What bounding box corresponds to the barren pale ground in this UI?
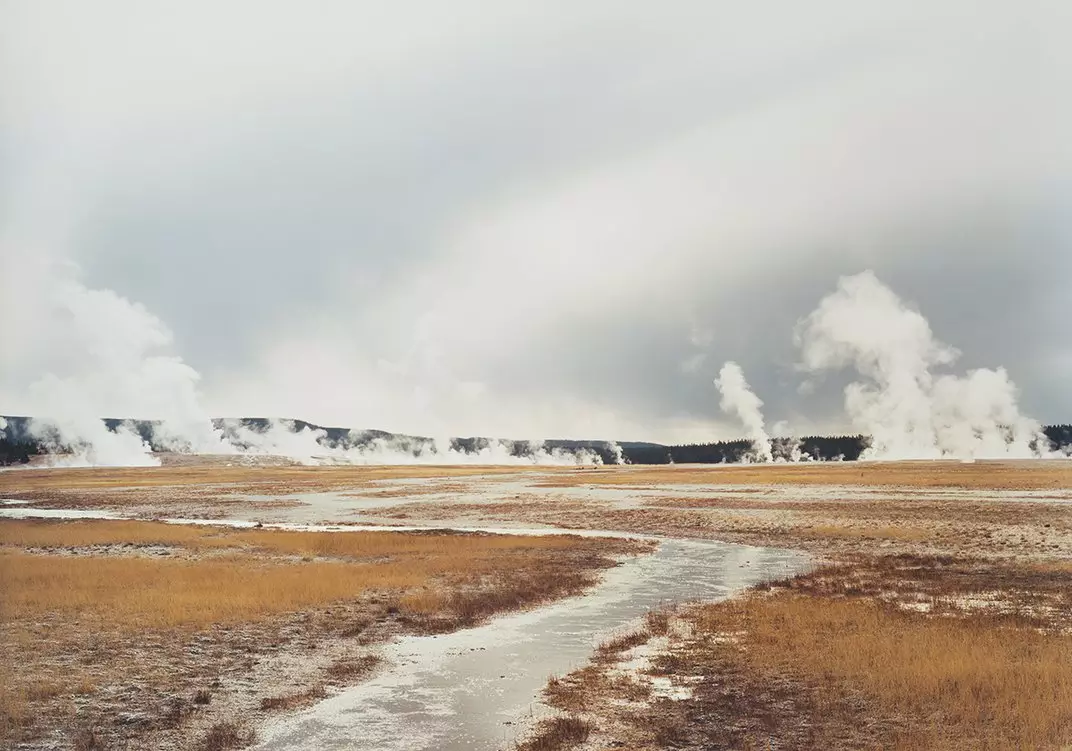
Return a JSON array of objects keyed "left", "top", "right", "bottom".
[{"left": 2, "top": 459, "right": 1071, "bottom": 750}]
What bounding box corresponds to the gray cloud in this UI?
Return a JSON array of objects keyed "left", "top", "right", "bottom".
[{"left": 2, "top": 1, "right": 1070, "bottom": 443}]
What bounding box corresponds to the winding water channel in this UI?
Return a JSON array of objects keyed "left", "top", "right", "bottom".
[
  {"left": 256, "top": 535, "right": 808, "bottom": 751},
  {"left": 2, "top": 503, "right": 809, "bottom": 750}
]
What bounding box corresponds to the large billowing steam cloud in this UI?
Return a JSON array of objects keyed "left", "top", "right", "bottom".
[
  {"left": 714, "top": 362, "right": 773, "bottom": 463},
  {"left": 13, "top": 269, "right": 229, "bottom": 466},
  {"left": 795, "top": 271, "right": 1049, "bottom": 460},
  {"left": 1, "top": 260, "right": 1059, "bottom": 466},
  {"left": 4, "top": 263, "right": 611, "bottom": 467}
]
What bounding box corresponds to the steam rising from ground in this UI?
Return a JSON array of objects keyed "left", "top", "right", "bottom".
[
  {"left": 714, "top": 362, "right": 773, "bottom": 463},
  {"left": 2, "top": 262, "right": 1060, "bottom": 466},
  {"left": 795, "top": 271, "right": 1049, "bottom": 460},
  {"left": 220, "top": 420, "right": 608, "bottom": 467},
  {"left": 4, "top": 265, "right": 611, "bottom": 467},
  {"left": 711, "top": 271, "right": 1057, "bottom": 463}
]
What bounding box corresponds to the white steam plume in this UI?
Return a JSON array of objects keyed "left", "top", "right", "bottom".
[
  {"left": 795, "top": 271, "right": 1049, "bottom": 460},
  {"left": 4, "top": 262, "right": 604, "bottom": 467},
  {"left": 220, "top": 420, "right": 606, "bottom": 466},
  {"left": 714, "top": 361, "right": 773, "bottom": 463},
  {"left": 11, "top": 268, "right": 234, "bottom": 466},
  {"left": 28, "top": 412, "right": 157, "bottom": 468}
]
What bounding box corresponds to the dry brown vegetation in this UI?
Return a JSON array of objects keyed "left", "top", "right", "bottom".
[
  {"left": 0, "top": 518, "right": 649, "bottom": 750},
  {"left": 4, "top": 551, "right": 455, "bottom": 629},
  {"left": 804, "top": 523, "right": 935, "bottom": 542},
  {"left": 531, "top": 459, "right": 1072, "bottom": 490},
  {"left": 5, "top": 460, "right": 1071, "bottom": 750},
  {"left": 0, "top": 463, "right": 524, "bottom": 493},
  {"left": 7, "top": 461, "right": 1070, "bottom": 523},
  {"left": 0, "top": 518, "right": 235, "bottom": 548},
  {"left": 542, "top": 557, "right": 1072, "bottom": 750},
  {"left": 691, "top": 594, "right": 1072, "bottom": 749},
  {"left": 258, "top": 686, "right": 327, "bottom": 712},
  {"left": 7, "top": 458, "right": 1070, "bottom": 495},
  {"left": 515, "top": 715, "right": 592, "bottom": 751},
  {"left": 199, "top": 720, "right": 255, "bottom": 751},
  {"left": 392, "top": 478, "right": 1072, "bottom": 561},
  {"left": 0, "top": 462, "right": 530, "bottom": 516},
  {"left": 1, "top": 522, "right": 613, "bottom": 631}
]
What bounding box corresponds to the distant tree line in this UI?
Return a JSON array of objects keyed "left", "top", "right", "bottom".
[
  {"left": 1, "top": 416, "right": 1070, "bottom": 466},
  {"left": 1045, "top": 424, "right": 1072, "bottom": 451},
  {"left": 0, "top": 436, "right": 39, "bottom": 465},
  {"left": 620, "top": 434, "right": 869, "bottom": 464}
]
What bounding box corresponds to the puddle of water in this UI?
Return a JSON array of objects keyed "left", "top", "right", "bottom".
[
  {"left": 0, "top": 505, "right": 649, "bottom": 540},
  {"left": 235, "top": 491, "right": 418, "bottom": 513},
  {"left": 256, "top": 538, "right": 809, "bottom": 751},
  {"left": 0, "top": 506, "right": 121, "bottom": 519}
]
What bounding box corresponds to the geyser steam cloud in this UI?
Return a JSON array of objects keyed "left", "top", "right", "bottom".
[
  {"left": 3, "top": 263, "right": 610, "bottom": 467},
  {"left": 714, "top": 362, "right": 773, "bottom": 463},
  {"left": 795, "top": 271, "right": 1049, "bottom": 460},
  {"left": 3, "top": 259, "right": 1060, "bottom": 466},
  {"left": 14, "top": 270, "right": 231, "bottom": 467}
]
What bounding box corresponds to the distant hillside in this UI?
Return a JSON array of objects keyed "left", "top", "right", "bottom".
[{"left": 1, "top": 416, "right": 1069, "bottom": 466}]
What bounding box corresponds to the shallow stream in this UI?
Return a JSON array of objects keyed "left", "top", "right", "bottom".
[
  {"left": 0, "top": 500, "right": 808, "bottom": 750},
  {"left": 256, "top": 535, "right": 808, "bottom": 751}
]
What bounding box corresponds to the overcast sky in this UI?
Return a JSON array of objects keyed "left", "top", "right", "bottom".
[{"left": 2, "top": 1, "right": 1070, "bottom": 442}]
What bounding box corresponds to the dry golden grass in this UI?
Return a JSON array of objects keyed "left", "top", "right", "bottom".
[
  {"left": 0, "top": 523, "right": 621, "bottom": 630},
  {"left": 534, "top": 460, "right": 1072, "bottom": 490},
  {"left": 516, "top": 715, "right": 592, "bottom": 751},
  {"left": 6, "top": 460, "right": 1069, "bottom": 501},
  {"left": 805, "top": 524, "right": 934, "bottom": 542},
  {"left": 0, "top": 518, "right": 647, "bottom": 748},
  {"left": 0, "top": 518, "right": 237, "bottom": 548},
  {"left": 0, "top": 518, "right": 589, "bottom": 558},
  {"left": 786, "top": 554, "right": 1072, "bottom": 631},
  {"left": 0, "top": 674, "right": 97, "bottom": 742},
  {"left": 1028, "top": 560, "right": 1072, "bottom": 574},
  {"left": 596, "top": 630, "right": 650, "bottom": 657},
  {"left": 199, "top": 720, "right": 255, "bottom": 751},
  {"left": 259, "top": 685, "right": 327, "bottom": 712},
  {"left": 0, "top": 463, "right": 526, "bottom": 493},
  {"left": 227, "top": 527, "right": 587, "bottom": 558},
  {"left": 693, "top": 588, "right": 1072, "bottom": 749},
  {"left": 0, "top": 684, "right": 30, "bottom": 741},
  {"left": 323, "top": 654, "right": 382, "bottom": 683},
  {"left": 535, "top": 558, "right": 1072, "bottom": 750},
  {"left": 2, "top": 551, "right": 428, "bottom": 628}
]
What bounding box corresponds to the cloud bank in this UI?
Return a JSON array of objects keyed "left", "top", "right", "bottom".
[
  {"left": 795, "top": 272, "right": 1049, "bottom": 460},
  {"left": 2, "top": 2, "right": 1070, "bottom": 460}
]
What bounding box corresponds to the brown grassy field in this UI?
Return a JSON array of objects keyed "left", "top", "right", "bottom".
[
  {"left": 5, "top": 459, "right": 1072, "bottom": 750},
  {"left": 0, "top": 518, "right": 649, "bottom": 750},
  {"left": 5, "top": 459, "right": 1070, "bottom": 501},
  {"left": 0, "top": 462, "right": 523, "bottom": 493},
  {"left": 689, "top": 594, "right": 1072, "bottom": 748},
  {"left": 532, "top": 459, "right": 1072, "bottom": 490},
  {"left": 535, "top": 557, "right": 1072, "bottom": 750},
  {"left": 496, "top": 461, "right": 1072, "bottom": 751},
  {"left": 371, "top": 460, "right": 1072, "bottom": 562}
]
